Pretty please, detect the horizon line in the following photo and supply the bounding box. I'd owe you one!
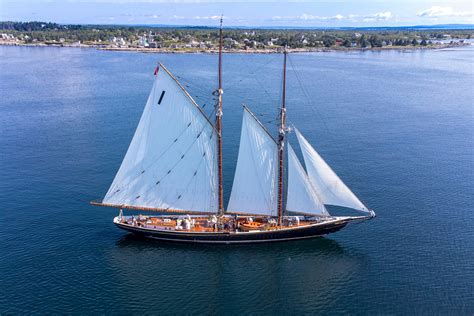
[2,21,474,30]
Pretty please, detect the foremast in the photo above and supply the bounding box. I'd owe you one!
[216,17,224,216]
[277,49,288,226]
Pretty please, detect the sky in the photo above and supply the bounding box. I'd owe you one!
[1,0,473,27]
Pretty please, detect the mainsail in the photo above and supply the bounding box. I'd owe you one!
[295,129,369,213]
[227,107,278,216]
[102,65,218,213]
[286,143,329,216]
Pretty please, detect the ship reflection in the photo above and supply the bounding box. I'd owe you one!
[115,233,346,255]
[109,234,366,313]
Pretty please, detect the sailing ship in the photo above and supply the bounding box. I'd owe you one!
[91,22,375,244]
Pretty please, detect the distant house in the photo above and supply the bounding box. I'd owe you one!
[138,36,149,47]
[188,40,199,47]
[1,33,16,41]
[224,37,239,48]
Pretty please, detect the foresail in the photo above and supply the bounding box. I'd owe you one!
[227,107,278,216]
[295,129,369,213]
[103,65,218,213]
[286,143,329,216]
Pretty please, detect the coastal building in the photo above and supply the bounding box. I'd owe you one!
[1,33,16,41]
[188,40,199,47]
[138,36,149,47]
[224,37,239,48]
[110,36,126,47]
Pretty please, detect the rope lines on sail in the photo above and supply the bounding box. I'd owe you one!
[175,75,219,125]
[177,143,211,212]
[107,118,215,201]
[138,144,211,213]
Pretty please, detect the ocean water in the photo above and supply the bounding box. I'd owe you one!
[0,46,473,314]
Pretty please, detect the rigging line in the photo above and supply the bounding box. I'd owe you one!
[172,79,216,105]
[287,55,334,140]
[134,141,212,211]
[173,79,216,105]
[181,145,213,212]
[179,80,226,96]
[146,121,213,187]
[109,120,214,197]
[242,57,279,106]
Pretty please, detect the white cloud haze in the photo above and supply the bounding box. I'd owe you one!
[417,6,473,19]
[1,0,473,26]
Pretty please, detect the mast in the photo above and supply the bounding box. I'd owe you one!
[216,17,224,215]
[277,48,287,226]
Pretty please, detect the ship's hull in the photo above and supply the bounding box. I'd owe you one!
[113,216,366,244]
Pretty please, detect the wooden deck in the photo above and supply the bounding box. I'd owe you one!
[120,215,317,233]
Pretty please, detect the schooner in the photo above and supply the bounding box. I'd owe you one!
[91,22,375,243]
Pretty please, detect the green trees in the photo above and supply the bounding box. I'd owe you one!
[342,39,352,47]
[368,35,383,47]
[359,35,369,48]
[1,22,473,50]
[321,35,336,47]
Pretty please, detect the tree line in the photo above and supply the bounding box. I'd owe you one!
[1,21,472,49]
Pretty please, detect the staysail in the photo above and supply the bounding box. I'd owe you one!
[102,65,218,213]
[227,107,278,216]
[295,129,369,213]
[286,143,329,216]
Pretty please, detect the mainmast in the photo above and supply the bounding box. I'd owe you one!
[216,17,224,215]
[277,48,287,226]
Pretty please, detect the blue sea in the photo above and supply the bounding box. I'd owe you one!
[0,45,473,314]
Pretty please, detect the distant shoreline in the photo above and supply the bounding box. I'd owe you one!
[0,41,470,54]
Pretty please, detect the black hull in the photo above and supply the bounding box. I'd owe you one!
[114,220,352,244]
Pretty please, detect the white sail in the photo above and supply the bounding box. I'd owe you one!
[286,143,329,216]
[295,129,369,213]
[227,108,278,216]
[103,65,218,213]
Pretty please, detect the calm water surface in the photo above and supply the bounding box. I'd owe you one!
[0,46,473,314]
